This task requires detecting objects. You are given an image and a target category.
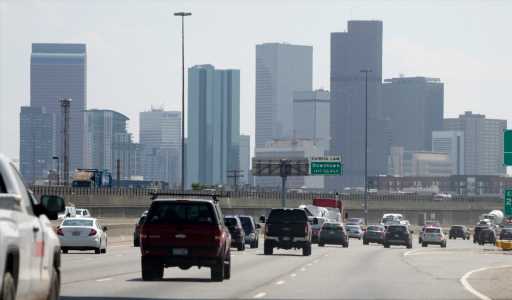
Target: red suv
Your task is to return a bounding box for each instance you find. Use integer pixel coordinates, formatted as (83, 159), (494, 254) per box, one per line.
(139, 193), (231, 281)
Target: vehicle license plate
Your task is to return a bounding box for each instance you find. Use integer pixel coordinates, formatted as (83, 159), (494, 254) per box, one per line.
(172, 248), (188, 256)
(72, 231), (80, 236)
(282, 237), (291, 241)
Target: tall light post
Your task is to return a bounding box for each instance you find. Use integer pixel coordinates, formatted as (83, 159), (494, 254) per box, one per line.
(174, 11), (191, 191)
(52, 156), (60, 185)
(360, 69), (372, 225)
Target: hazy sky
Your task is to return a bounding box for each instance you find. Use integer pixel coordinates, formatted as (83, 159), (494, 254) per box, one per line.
(1, 0), (512, 160)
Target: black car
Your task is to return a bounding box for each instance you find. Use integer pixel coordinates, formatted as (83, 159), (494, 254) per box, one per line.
(500, 228), (512, 240)
(449, 225), (470, 240)
(263, 208), (312, 256)
(133, 210), (148, 247)
(239, 215), (260, 248)
(477, 227), (497, 245)
(224, 216), (246, 251)
(363, 225), (386, 245)
(318, 222), (348, 248)
(383, 225), (413, 249)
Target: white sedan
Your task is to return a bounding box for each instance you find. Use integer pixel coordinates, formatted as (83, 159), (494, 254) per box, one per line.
(58, 217), (108, 254)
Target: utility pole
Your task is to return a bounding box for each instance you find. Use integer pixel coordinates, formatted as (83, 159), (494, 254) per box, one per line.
(360, 69), (371, 226)
(60, 98), (71, 186)
(174, 11), (192, 191)
(280, 159), (292, 208)
(116, 159), (121, 188)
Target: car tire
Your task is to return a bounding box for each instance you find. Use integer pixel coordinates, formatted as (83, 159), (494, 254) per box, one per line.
(1, 271), (16, 300)
(303, 243), (312, 256)
(384, 243), (390, 248)
(407, 243), (412, 249)
(141, 257), (163, 281)
(363, 240), (369, 245)
(95, 248), (101, 254)
(133, 237), (139, 247)
(264, 241), (273, 255)
(318, 242), (325, 247)
(62, 248), (68, 254)
(441, 242), (447, 248)
(237, 243), (244, 251)
(211, 258), (224, 282)
(47, 266), (60, 300)
(343, 242), (349, 248)
(224, 251), (231, 280)
(422, 242), (427, 247)
(251, 240), (258, 249)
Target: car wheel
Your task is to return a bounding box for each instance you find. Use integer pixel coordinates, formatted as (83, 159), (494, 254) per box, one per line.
(303, 243), (312, 256)
(422, 242), (427, 247)
(223, 251), (231, 280)
(363, 239), (369, 245)
(133, 237), (140, 247)
(384, 243), (390, 248)
(47, 266), (60, 300)
(62, 248), (68, 254)
(407, 243), (412, 249)
(264, 240), (273, 255)
(1, 271), (16, 300)
(343, 242), (349, 248)
(95, 248), (101, 254)
(318, 242), (325, 247)
(441, 242), (447, 248)
(141, 257), (163, 281)
(211, 258), (224, 282)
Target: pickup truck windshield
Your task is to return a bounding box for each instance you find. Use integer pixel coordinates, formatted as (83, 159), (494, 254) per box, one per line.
(146, 202), (216, 225)
(268, 209), (307, 223)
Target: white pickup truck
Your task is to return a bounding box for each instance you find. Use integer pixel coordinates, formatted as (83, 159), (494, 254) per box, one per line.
(0, 154), (65, 300)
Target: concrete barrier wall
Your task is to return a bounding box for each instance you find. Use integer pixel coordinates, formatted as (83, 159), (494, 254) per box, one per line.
(32, 187), (503, 226)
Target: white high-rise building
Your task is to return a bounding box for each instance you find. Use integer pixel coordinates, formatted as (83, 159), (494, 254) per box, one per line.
(432, 131), (464, 175)
(139, 108), (181, 186)
(255, 43), (312, 148)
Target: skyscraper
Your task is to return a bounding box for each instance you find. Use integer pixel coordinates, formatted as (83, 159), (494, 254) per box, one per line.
(30, 43), (87, 173)
(444, 111), (506, 175)
(187, 65), (240, 187)
(293, 89), (330, 154)
(383, 77), (444, 151)
(19, 106), (56, 183)
(85, 109), (142, 179)
(255, 43), (313, 148)
(139, 109), (181, 186)
(432, 131), (464, 175)
(239, 135), (251, 186)
(329, 20), (388, 189)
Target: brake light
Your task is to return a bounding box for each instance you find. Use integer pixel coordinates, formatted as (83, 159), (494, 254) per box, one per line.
(89, 229), (97, 236)
(214, 226), (224, 241)
(57, 228), (64, 236)
(305, 224), (308, 236)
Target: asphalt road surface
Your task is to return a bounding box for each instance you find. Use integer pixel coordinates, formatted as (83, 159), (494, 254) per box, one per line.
(59, 238), (512, 300)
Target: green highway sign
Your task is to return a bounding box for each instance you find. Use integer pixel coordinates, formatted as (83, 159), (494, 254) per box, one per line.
(505, 189), (512, 216)
(310, 156), (343, 176)
(504, 130), (512, 166)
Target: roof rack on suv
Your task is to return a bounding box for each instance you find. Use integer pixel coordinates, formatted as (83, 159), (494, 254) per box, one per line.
(149, 192), (226, 202)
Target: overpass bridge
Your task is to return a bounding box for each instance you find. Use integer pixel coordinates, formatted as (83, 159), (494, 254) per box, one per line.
(31, 186), (503, 225)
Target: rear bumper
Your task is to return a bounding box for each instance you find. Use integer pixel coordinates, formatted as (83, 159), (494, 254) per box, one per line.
(60, 237), (101, 248)
(385, 239), (410, 246)
(265, 237), (310, 249)
(319, 237), (346, 244)
(142, 246), (224, 267)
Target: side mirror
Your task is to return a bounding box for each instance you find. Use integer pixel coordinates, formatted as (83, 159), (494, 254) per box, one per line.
(313, 218), (319, 225)
(40, 195), (65, 220)
(103, 226), (108, 232)
(255, 224), (261, 230)
(259, 216), (266, 223)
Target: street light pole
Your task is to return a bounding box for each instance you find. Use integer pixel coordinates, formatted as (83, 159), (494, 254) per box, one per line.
(174, 11), (192, 191)
(52, 156), (60, 185)
(360, 69), (372, 226)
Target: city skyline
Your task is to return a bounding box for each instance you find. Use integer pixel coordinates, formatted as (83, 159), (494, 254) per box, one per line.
(2, 1), (512, 161)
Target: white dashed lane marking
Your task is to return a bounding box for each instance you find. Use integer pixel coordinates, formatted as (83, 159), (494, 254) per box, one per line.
(253, 292), (267, 298)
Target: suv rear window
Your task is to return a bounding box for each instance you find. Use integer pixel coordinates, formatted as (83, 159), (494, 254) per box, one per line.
(239, 216), (253, 232)
(224, 217), (238, 227)
(268, 209), (307, 223)
(425, 228), (441, 233)
(368, 226), (384, 232)
(146, 201), (216, 225)
(387, 226), (406, 232)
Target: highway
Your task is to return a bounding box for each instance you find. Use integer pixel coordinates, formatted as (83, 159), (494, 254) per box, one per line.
(59, 238), (512, 300)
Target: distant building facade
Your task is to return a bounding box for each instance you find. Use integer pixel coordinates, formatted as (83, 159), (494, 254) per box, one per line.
(444, 111), (506, 175)
(329, 20), (389, 190)
(239, 135), (251, 186)
(255, 43), (313, 148)
(30, 43), (87, 173)
(187, 65), (240, 187)
(139, 109), (181, 187)
(85, 109), (141, 179)
(19, 106), (56, 183)
(388, 147), (453, 177)
(382, 77), (444, 151)
(293, 89), (330, 154)
(432, 131), (464, 175)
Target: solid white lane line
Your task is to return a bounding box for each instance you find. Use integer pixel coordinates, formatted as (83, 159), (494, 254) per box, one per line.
(253, 292), (267, 298)
(276, 280), (285, 285)
(460, 265), (512, 300)
(403, 249), (421, 257)
(96, 277), (113, 282)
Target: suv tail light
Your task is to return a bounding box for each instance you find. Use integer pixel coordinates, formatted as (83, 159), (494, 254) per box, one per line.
(57, 228), (64, 236)
(214, 225), (224, 241)
(89, 229), (97, 236)
(305, 224), (309, 236)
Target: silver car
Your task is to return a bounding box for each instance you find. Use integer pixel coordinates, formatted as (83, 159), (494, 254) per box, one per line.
(346, 224), (363, 239)
(58, 217), (108, 254)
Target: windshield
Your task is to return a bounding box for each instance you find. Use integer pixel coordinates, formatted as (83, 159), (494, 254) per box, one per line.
(146, 202), (216, 225)
(62, 219), (93, 227)
(224, 217), (238, 227)
(239, 217), (253, 233)
(268, 209), (307, 223)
